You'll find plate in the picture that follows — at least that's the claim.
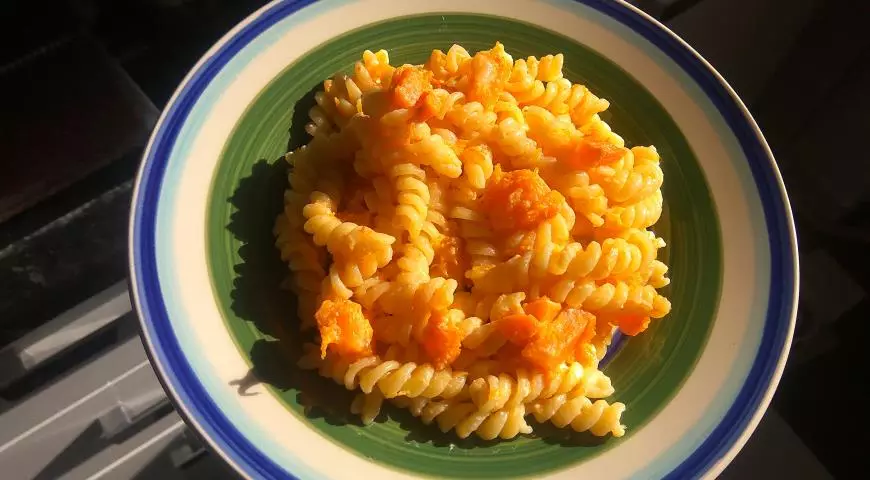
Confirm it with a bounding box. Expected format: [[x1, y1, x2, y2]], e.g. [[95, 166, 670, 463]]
[[129, 0, 799, 478]]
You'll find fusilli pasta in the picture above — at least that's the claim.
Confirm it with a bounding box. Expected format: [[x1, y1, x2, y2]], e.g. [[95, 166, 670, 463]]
[[529, 391, 626, 437], [276, 42, 671, 440]]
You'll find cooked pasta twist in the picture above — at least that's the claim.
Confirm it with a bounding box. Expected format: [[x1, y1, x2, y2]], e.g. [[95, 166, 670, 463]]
[[352, 277, 392, 311], [449, 201, 499, 269], [302, 192, 393, 256], [551, 171, 609, 226], [509, 54, 564, 85], [530, 393, 626, 437], [351, 390, 384, 425], [396, 228, 438, 285], [459, 144, 495, 189], [545, 278, 671, 319], [422, 89, 466, 120], [301, 351, 469, 400], [447, 102, 498, 140], [274, 213, 326, 278], [459, 292, 526, 356], [389, 163, 429, 239], [403, 124, 463, 178], [468, 363, 614, 413], [312, 50, 394, 133], [472, 233, 648, 293], [589, 146, 663, 205], [491, 117, 546, 169], [409, 399, 533, 440], [378, 277, 459, 320], [274, 214, 326, 328], [601, 190, 664, 232], [302, 192, 395, 293], [637, 259, 670, 289], [374, 308, 470, 353], [452, 291, 500, 321], [513, 78, 610, 127], [427, 44, 473, 85], [581, 114, 625, 146]]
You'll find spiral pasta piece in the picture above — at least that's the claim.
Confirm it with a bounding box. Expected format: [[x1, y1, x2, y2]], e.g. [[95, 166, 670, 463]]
[[449, 200, 499, 269], [581, 114, 625, 147], [350, 390, 385, 425], [274, 214, 327, 328], [375, 278, 460, 340], [472, 233, 648, 294], [491, 117, 547, 169], [413, 400, 533, 440], [460, 143, 495, 189], [511, 77, 610, 127], [468, 363, 614, 413], [302, 351, 469, 400], [459, 292, 526, 356], [404, 125, 463, 178], [302, 191, 395, 261], [302, 194, 395, 298], [447, 101, 498, 140], [545, 278, 671, 319], [530, 393, 626, 437], [389, 163, 429, 239], [274, 214, 326, 278], [427, 44, 473, 85], [601, 190, 664, 233], [352, 277, 392, 311], [554, 171, 609, 226]]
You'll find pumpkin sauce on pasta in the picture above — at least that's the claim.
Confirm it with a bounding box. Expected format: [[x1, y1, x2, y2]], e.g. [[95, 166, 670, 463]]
[[275, 43, 670, 440]]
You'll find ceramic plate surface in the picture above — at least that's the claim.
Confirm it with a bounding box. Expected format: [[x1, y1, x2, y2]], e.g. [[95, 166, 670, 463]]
[[130, 0, 798, 478]]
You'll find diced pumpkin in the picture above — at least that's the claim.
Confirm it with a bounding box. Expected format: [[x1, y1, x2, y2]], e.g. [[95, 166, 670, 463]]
[[315, 299, 373, 359], [523, 297, 561, 323], [421, 311, 463, 369], [390, 65, 433, 108], [617, 314, 651, 336], [521, 308, 593, 372], [565, 139, 626, 170], [431, 235, 469, 282], [481, 167, 563, 231], [497, 314, 540, 345]]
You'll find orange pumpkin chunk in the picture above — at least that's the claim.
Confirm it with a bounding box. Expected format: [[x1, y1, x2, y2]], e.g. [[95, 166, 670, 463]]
[[521, 309, 593, 372], [415, 91, 443, 122], [390, 65, 433, 108], [431, 235, 469, 282], [466, 46, 512, 106], [617, 314, 651, 336], [498, 314, 540, 345], [565, 140, 627, 170], [315, 299, 373, 359], [421, 311, 463, 369], [481, 168, 563, 231], [523, 297, 561, 323]]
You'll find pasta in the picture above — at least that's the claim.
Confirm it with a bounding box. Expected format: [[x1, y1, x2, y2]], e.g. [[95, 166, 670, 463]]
[[277, 43, 671, 440], [529, 392, 627, 437], [396, 397, 534, 440]]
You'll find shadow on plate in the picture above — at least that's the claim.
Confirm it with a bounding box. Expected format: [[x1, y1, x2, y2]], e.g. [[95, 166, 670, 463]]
[[224, 147, 362, 429]]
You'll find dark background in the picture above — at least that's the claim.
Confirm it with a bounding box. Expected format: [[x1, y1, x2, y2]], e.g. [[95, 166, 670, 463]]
[[1, 0, 868, 477]]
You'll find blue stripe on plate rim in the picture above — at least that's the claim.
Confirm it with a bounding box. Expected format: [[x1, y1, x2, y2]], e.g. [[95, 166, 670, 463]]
[[128, 0, 798, 479]]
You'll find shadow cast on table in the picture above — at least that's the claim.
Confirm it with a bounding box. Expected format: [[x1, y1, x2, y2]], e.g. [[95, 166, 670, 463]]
[[222, 86, 617, 449]]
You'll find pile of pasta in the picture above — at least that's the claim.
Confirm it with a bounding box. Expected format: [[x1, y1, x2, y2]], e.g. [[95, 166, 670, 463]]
[[275, 43, 670, 441]]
